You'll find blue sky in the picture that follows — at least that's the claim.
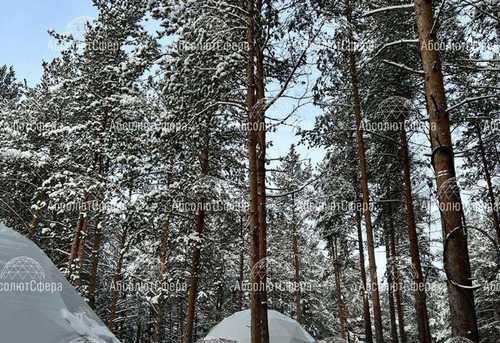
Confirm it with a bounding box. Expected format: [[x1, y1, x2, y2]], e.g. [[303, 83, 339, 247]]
[[0, 0, 96, 84]]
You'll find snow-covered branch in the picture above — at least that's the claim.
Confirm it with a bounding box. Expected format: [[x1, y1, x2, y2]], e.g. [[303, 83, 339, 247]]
[[365, 39, 419, 64], [362, 4, 414, 17], [447, 95, 498, 113], [382, 59, 425, 75]]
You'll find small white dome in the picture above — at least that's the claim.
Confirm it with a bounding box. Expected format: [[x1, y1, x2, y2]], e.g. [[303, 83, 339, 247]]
[[202, 309, 316, 343]]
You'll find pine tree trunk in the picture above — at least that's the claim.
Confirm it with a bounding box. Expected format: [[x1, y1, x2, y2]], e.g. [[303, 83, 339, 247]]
[[87, 149, 107, 307], [155, 218, 171, 343], [182, 142, 209, 343], [169, 305, 173, 341], [256, 152, 269, 343], [28, 207, 43, 238], [77, 220, 89, 269], [355, 184, 374, 343], [255, 0, 269, 340], [475, 124, 500, 243], [246, 0, 265, 343], [237, 213, 244, 310], [178, 302, 184, 342], [68, 193, 90, 283], [246, 0, 268, 342], [292, 230, 301, 323], [109, 229, 127, 332], [88, 221, 103, 308], [388, 212, 406, 343], [351, 66, 384, 343], [332, 237, 349, 341], [291, 193, 302, 323], [345, 0, 384, 340], [136, 321, 142, 343], [160, 218, 171, 279], [413, 0, 479, 340], [399, 125, 432, 343], [385, 222, 399, 343], [29, 194, 46, 239]]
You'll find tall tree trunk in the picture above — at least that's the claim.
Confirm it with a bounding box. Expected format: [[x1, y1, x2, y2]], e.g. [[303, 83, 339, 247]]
[[246, 8, 262, 343], [159, 218, 171, 278], [83, 123, 107, 293], [292, 194, 301, 323], [155, 218, 171, 343], [88, 221, 103, 308], [29, 194, 46, 239], [292, 231, 301, 322], [246, 0, 268, 342], [68, 193, 90, 283], [169, 304, 173, 341], [108, 229, 128, 332], [86, 141, 108, 306], [475, 124, 500, 243], [182, 141, 210, 343], [345, 0, 384, 340], [28, 207, 43, 238], [384, 218, 399, 343], [178, 302, 184, 343], [237, 212, 244, 310], [414, 0, 479, 340], [87, 179, 105, 307], [255, 0, 269, 340], [399, 125, 432, 343], [77, 219, 89, 269], [332, 237, 349, 341], [354, 182, 374, 343], [136, 321, 142, 343], [387, 211, 406, 343]]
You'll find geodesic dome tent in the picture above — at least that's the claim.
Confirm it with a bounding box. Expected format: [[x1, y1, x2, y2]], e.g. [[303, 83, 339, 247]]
[[200, 309, 316, 343], [0, 224, 120, 343]]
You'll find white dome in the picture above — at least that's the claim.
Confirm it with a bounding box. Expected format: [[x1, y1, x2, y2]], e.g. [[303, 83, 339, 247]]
[[203, 309, 316, 343], [0, 224, 119, 343]]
